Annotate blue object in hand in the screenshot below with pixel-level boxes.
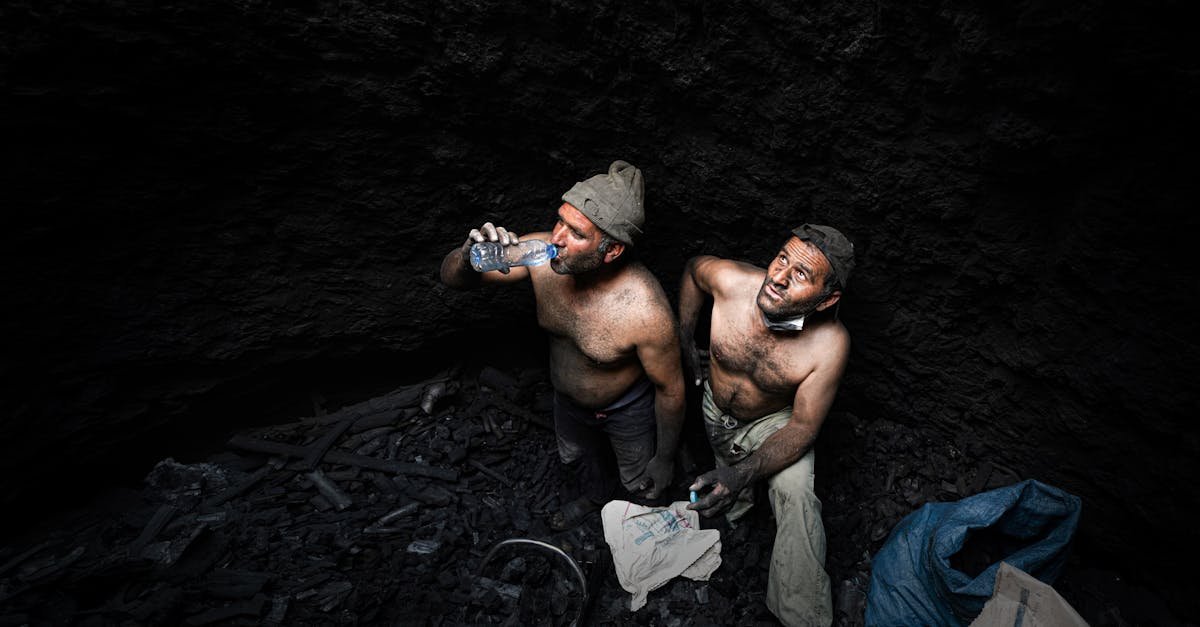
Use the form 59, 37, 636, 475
690, 490, 698, 503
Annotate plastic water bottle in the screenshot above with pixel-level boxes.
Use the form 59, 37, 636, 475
469, 240, 558, 273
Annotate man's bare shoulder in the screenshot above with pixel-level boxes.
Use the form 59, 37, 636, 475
792, 318, 851, 367
621, 263, 673, 308
693, 255, 763, 298
614, 263, 677, 330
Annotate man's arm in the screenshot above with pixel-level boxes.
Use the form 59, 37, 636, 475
678, 255, 721, 338
439, 222, 544, 289
678, 255, 725, 386
631, 305, 687, 500
689, 331, 849, 517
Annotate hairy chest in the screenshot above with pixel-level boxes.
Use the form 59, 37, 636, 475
709, 300, 808, 394
535, 283, 636, 366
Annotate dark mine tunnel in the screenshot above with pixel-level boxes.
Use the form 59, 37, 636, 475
2, 0, 1198, 625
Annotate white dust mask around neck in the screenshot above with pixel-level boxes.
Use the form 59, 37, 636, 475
762, 312, 806, 332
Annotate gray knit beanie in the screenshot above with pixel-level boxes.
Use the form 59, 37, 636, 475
561, 160, 644, 246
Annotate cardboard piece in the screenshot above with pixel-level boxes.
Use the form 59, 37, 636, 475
969, 562, 1089, 627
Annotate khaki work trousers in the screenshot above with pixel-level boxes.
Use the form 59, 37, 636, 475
701, 381, 832, 627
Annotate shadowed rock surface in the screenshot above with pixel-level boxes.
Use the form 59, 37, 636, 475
2, 0, 1197, 621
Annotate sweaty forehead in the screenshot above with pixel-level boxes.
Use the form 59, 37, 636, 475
780, 236, 831, 279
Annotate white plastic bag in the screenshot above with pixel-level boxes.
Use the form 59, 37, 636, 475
600, 500, 722, 611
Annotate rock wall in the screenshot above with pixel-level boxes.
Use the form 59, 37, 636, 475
3, 0, 1196, 608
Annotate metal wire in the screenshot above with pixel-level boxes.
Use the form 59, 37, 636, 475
478, 537, 589, 627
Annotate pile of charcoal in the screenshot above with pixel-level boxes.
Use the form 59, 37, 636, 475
0, 366, 780, 626
0, 365, 1184, 626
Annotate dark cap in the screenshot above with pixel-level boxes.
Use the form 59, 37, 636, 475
791, 223, 855, 288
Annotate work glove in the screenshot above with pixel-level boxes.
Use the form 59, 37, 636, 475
687, 464, 754, 518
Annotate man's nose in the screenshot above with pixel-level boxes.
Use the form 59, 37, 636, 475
770, 267, 789, 287
550, 225, 566, 246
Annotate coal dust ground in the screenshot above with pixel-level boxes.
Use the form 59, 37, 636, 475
0, 364, 1191, 626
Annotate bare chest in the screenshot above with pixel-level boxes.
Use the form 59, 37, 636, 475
535, 282, 634, 366
708, 300, 811, 395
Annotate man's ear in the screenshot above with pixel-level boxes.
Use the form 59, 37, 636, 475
815, 290, 842, 312
603, 242, 626, 264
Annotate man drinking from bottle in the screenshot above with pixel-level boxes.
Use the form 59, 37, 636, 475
439, 160, 685, 531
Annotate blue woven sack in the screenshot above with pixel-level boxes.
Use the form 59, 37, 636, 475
865, 479, 1081, 626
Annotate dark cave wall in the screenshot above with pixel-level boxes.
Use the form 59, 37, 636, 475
3, 0, 1197, 588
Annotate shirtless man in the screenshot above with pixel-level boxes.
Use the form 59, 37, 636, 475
439, 161, 685, 530
679, 224, 855, 627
